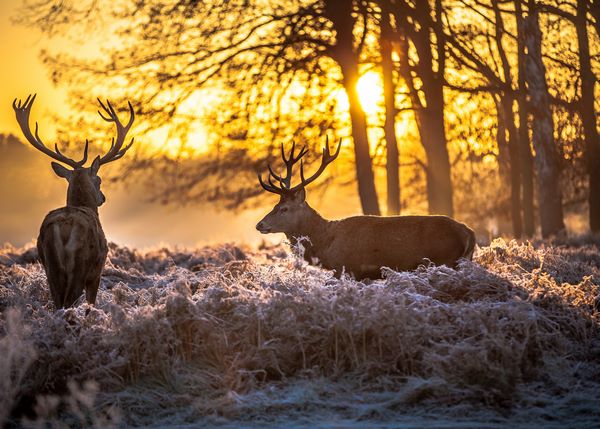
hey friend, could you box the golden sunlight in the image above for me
[356,71,384,115]
[142,89,216,157]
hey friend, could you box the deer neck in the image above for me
[66,176,99,213]
[286,205,331,250]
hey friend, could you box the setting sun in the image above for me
[334,71,384,116]
[356,71,384,115]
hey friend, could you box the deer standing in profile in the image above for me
[13,94,135,308]
[256,139,476,279]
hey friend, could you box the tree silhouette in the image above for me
[18,0,385,214]
[445,0,524,236]
[379,2,401,215]
[14,0,599,235]
[388,0,455,217]
[522,0,565,236]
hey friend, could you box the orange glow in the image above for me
[356,71,384,115]
[335,71,385,118]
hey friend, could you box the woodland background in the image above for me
[1,0,598,242]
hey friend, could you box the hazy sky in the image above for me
[0,1,66,136]
[0,1,266,248]
[0,0,362,249]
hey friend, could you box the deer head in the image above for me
[256,137,341,234]
[13,94,135,210]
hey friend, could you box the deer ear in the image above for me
[51,162,72,180]
[90,156,101,175]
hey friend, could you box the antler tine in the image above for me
[12,94,87,168]
[53,139,89,167]
[265,162,291,193]
[97,98,135,166]
[277,142,295,188]
[291,137,342,191]
[12,93,34,111]
[281,141,293,163]
[268,141,308,189]
[258,172,284,195]
[299,159,306,183]
[267,164,286,188]
[259,140,309,195]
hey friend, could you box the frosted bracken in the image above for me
[0,239,599,428]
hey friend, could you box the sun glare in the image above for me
[356,71,384,115]
[142,90,218,158]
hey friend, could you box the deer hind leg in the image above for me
[84,243,106,306]
[85,274,101,305]
[62,225,84,307]
[41,226,68,308]
[45,262,67,308]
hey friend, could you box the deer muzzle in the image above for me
[256,221,272,234]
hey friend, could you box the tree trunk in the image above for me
[397,48,453,217]
[518,103,535,236]
[495,95,511,182]
[392,1,454,216]
[339,62,382,215]
[518,107,535,235]
[515,0,535,236]
[325,0,381,215]
[576,0,600,232]
[494,95,518,232]
[523,1,565,237]
[420,86,454,216]
[502,95,523,237]
[492,0,522,236]
[380,5,401,215]
[590,0,600,36]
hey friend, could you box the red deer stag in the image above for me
[13,94,135,308]
[256,139,476,279]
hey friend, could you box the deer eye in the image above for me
[280,207,288,213]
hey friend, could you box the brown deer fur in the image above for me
[13,94,134,308]
[256,141,476,280]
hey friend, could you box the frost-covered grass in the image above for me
[0,238,599,428]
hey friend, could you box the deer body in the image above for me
[286,212,474,279]
[256,140,476,280]
[13,94,134,308]
[38,206,108,307]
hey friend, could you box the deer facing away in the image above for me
[256,139,476,279]
[13,94,135,308]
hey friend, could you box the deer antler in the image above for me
[294,136,342,191]
[268,141,308,188]
[97,98,135,166]
[258,137,342,195]
[259,141,307,195]
[13,94,89,168]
